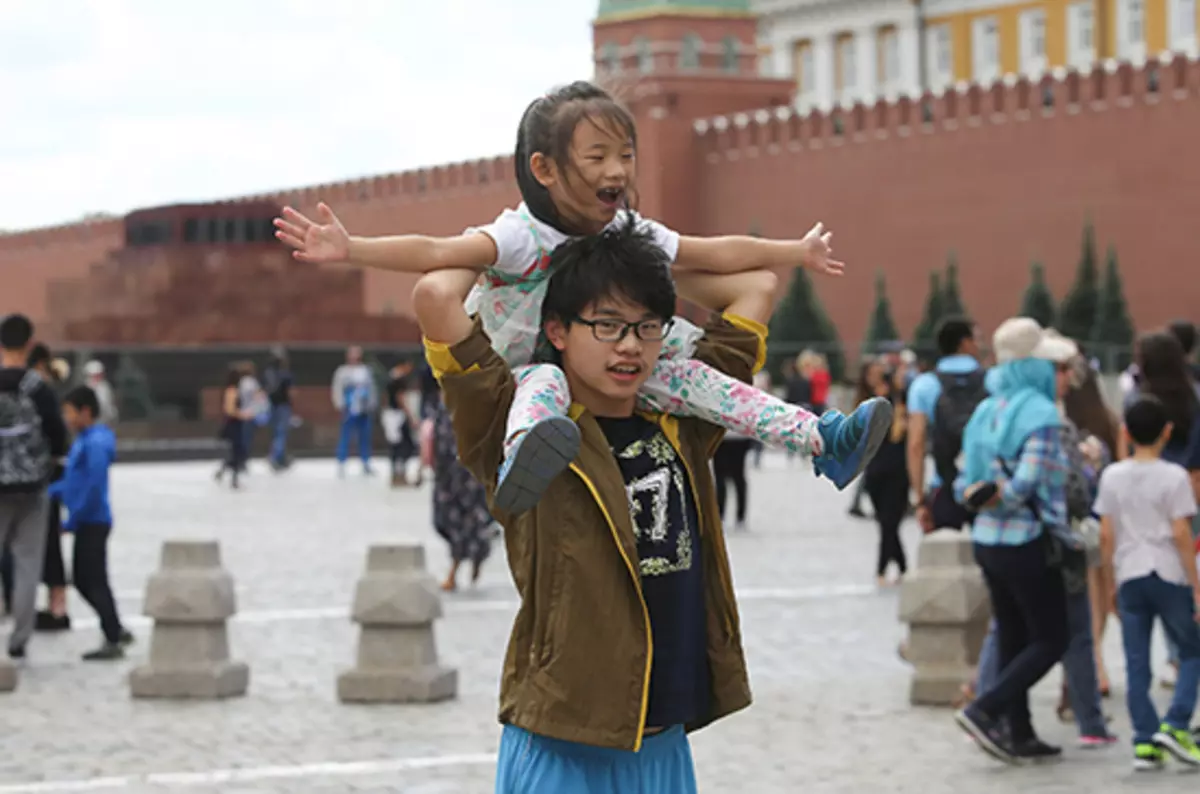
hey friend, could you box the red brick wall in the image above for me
[692,58,1200,343]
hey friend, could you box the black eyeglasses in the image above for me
[573,317,673,343]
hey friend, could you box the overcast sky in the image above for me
[0,0,596,230]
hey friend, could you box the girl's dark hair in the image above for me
[1062,365,1119,456]
[515,81,638,235]
[855,358,882,404]
[225,365,242,389]
[1136,331,1198,444]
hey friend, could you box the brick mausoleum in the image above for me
[3,0,1198,349]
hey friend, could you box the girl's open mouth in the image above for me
[596,187,625,208]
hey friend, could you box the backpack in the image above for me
[0,370,51,489]
[930,369,988,485]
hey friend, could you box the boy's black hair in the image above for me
[26,343,51,371]
[935,317,974,358]
[1124,395,1170,447]
[63,385,100,418]
[0,313,33,351]
[1167,320,1197,356]
[515,81,638,235]
[540,219,676,330]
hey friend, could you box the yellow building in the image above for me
[923,0,1199,86]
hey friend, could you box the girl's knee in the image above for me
[411,271,466,314]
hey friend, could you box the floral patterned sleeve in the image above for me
[1059,421,1094,522]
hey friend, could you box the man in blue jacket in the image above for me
[49,386,133,661]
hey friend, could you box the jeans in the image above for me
[1118,573,1200,744]
[976,618,1000,694]
[970,538,1070,743]
[269,404,292,464]
[337,413,373,464]
[1062,589,1108,738]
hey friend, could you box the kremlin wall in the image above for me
[2,23,1198,348]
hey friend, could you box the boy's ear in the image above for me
[543,317,569,352]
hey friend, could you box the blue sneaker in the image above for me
[812,397,893,490]
[493,416,581,515]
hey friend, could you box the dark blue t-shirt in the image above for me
[595,415,710,729]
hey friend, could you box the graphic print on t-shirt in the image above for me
[617,431,694,578]
[595,414,710,729]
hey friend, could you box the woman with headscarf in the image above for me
[953,318,1074,765]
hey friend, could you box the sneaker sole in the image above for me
[1151,732,1200,766]
[493,417,581,515]
[953,710,1017,765]
[827,400,894,490]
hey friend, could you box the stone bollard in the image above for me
[898,529,991,706]
[129,540,249,699]
[0,657,15,693]
[338,544,457,703]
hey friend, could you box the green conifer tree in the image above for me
[1019,261,1057,328]
[1089,246,1136,371]
[865,271,901,352]
[912,271,945,357]
[942,252,968,319]
[1058,220,1100,341]
[767,269,845,381]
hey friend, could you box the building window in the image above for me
[635,37,653,73]
[1171,0,1197,49]
[722,35,739,72]
[972,16,1000,82]
[244,217,259,243]
[926,24,953,89]
[206,218,219,242]
[792,39,814,99]
[1119,0,1146,59]
[1020,9,1047,74]
[681,33,701,70]
[602,42,620,74]
[878,26,900,90]
[183,218,200,243]
[835,33,856,102]
[1068,1,1096,67]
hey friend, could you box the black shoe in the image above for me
[848,505,867,519]
[955,708,1018,764]
[82,642,124,661]
[118,629,134,646]
[1013,737,1063,764]
[35,611,71,632]
[7,644,25,660]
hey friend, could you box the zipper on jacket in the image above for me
[567,462,653,753]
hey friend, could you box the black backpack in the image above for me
[0,370,51,489]
[930,369,988,485]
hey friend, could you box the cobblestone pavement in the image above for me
[0,455,1192,792]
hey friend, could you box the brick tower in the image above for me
[592,0,793,234]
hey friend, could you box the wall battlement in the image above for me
[214,154,516,212]
[693,55,1200,156]
[0,215,123,247]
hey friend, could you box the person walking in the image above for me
[332,346,378,476]
[954,318,1074,764]
[0,314,69,659]
[713,431,753,531]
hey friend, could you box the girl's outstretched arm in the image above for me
[673,222,843,277]
[274,203,497,274]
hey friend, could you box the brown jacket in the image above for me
[424,312,765,752]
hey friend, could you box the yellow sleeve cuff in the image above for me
[720,312,769,375]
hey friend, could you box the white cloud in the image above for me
[0,0,596,229]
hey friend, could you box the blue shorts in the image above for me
[494,724,698,794]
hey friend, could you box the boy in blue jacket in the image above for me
[49,386,132,661]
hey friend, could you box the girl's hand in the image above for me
[799,222,845,276]
[273,203,351,263]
